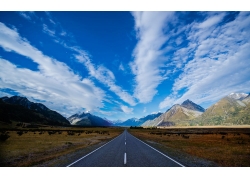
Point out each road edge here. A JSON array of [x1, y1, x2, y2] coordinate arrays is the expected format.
[[129, 132, 185, 167], [66, 131, 124, 167]]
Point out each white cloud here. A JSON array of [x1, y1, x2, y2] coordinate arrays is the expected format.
[[42, 24, 55, 37], [75, 50, 137, 106], [159, 12, 250, 109], [19, 12, 32, 20], [198, 13, 225, 29], [60, 30, 67, 36], [27, 12, 137, 108], [0, 22, 105, 117], [159, 95, 179, 109], [131, 11, 174, 103], [121, 105, 133, 114], [119, 62, 125, 71]]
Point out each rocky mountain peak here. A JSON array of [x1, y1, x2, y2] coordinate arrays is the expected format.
[[181, 99, 205, 112]]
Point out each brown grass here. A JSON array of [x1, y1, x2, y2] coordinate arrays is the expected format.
[[128, 127, 250, 167], [0, 127, 123, 167]]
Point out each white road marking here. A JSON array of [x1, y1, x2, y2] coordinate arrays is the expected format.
[[125, 142, 126, 145], [66, 132, 124, 167], [131, 134, 185, 167], [124, 153, 127, 164]]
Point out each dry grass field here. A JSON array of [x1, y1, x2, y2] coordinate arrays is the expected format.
[[129, 127, 250, 167], [0, 126, 123, 167]]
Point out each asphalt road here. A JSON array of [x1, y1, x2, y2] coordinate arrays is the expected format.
[[67, 129, 184, 167]]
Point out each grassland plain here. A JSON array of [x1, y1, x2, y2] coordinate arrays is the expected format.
[[0, 124, 124, 167], [128, 126, 250, 167]]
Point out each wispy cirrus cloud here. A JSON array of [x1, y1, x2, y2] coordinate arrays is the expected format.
[[75, 50, 137, 107], [18, 12, 36, 21], [130, 11, 174, 103], [159, 12, 250, 109], [16, 11, 137, 115], [36, 12, 136, 108], [42, 24, 55, 37], [0, 22, 105, 117]]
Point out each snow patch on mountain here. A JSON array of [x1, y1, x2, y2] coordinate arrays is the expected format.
[[228, 93, 248, 100]]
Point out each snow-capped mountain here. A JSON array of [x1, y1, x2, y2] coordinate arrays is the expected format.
[[227, 93, 248, 100], [142, 100, 204, 127], [192, 92, 250, 126], [115, 112, 163, 126], [67, 112, 112, 126]]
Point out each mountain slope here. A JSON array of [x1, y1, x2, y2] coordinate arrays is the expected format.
[[0, 97, 70, 126], [192, 94, 250, 126], [142, 100, 204, 127], [67, 112, 112, 127]]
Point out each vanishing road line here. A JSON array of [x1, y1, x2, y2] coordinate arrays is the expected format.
[[66, 133, 123, 167], [131, 134, 185, 167], [66, 130, 184, 167]]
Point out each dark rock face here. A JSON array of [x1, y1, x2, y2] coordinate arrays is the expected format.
[[181, 99, 205, 112], [1, 96, 70, 126]]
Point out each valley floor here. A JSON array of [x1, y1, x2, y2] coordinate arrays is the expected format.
[[128, 127, 250, 167], [0, 127, 123, 167]]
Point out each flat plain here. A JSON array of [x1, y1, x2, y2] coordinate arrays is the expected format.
[[129, 126, 250, 167], [0, 123, 123, 167]]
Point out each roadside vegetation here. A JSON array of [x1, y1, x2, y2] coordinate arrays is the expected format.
[[129, 126, 250, 167], [0, 122, 123, 167]]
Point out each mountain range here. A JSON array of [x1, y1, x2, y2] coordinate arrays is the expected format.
[[142, 93, 250, 127], [114, 112, 163, 127], [1, 93, 249, 127], [190, 93, 250, 126], [142, 99, 205, 127]]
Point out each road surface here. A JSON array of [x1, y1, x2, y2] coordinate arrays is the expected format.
[[67, 129, 184, 167]]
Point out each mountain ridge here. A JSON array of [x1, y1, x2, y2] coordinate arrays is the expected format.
[[115, 112, 163, 127], [142, 100, 205, 127], [191, 93, 250, 126], [67, 112, 112, 127], [0, 96, 70, 126]]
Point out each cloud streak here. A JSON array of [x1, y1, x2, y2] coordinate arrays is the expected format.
[[159, 12, 250, 109], [131, 12, 174, 103], [0, 22, 105, 117], [75, 50, 137, 107]]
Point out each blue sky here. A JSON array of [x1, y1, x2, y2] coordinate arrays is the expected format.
[[0, 11, 250, 121]]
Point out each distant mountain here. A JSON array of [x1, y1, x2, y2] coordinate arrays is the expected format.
[[191, 93, 250, 126], [0, 96, 70, 126], [142, 100, 204, 127], [115, 117, 139, 126], [67, 112, 112, 126], [115, 112, 163, 127]]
